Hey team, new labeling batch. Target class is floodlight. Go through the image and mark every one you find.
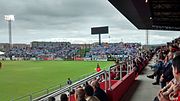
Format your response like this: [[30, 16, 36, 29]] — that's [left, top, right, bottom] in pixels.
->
[[4, 15, 15, 21], [4, 15, 15, 49]]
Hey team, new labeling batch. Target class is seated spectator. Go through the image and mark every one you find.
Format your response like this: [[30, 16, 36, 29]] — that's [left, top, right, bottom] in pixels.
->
[[48, 96, 55, 101], [154, 54, 180, 101], [75, 88, 87, 101], [160, 51, 174, 88], [110, 68, 116, 80], [133, 60, 139, 74], [91, 80, 108, 101], [70, 89, 75, 95], [114, 73, 120, 80], [147, 60, 164, 85], [84, 85, 100, 101], [60, 93, 68, 101], [122, 64, 127, 77], [148, 47, 174, 86]]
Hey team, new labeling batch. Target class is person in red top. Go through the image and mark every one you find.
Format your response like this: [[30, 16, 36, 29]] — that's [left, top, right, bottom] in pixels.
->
[[96, 63, 101, 72]]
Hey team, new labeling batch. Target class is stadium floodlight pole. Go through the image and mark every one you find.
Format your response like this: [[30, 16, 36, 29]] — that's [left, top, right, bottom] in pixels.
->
[[4, 15, 15, 49], [99, 34, 101, 45], [109, 35, 110, 43], [146, 30, 149, 45]]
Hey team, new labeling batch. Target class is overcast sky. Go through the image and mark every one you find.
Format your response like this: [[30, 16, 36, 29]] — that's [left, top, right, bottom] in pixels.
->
[[0, 0, 179, 45]]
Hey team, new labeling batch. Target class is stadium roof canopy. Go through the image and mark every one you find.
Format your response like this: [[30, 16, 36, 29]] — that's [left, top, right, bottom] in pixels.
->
[[108, 0, 180, 31]]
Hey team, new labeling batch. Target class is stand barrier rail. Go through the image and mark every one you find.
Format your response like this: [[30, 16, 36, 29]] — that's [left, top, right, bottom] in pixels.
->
[[11, 55, 135, 101], [36, 69, 113, 101], [11, 72, 94, 101]]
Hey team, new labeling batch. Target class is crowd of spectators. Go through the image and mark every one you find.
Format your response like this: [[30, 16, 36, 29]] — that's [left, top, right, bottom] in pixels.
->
[[4, 42, 81, 60], [3, 42, 143, 61], [147, 38, 180, 86], [109, 48, 154, 80], [48, 80, 108, 101], [145, 37, 180, 101], [85, 43, 140, 58]]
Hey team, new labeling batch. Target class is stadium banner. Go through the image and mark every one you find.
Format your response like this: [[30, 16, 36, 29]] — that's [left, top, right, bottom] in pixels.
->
[[54, 58, 63, 61], [0, 56, 5, 60], [92, 55, 107, 61], [96, 58, 107, 61], [43, 57, 54, 60], [74, 57, 84, 61], [84, 57, 92, 61], [5, 58, 11, 60], [30, 58, 36, 61]]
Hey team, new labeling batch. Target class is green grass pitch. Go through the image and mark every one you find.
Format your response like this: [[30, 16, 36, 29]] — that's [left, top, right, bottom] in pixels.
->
[[0, 61, 113, 101]]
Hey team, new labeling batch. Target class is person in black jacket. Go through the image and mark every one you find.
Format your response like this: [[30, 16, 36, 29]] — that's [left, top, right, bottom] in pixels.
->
[[160, 60, 173, 88], [91, 80, 108, 101]]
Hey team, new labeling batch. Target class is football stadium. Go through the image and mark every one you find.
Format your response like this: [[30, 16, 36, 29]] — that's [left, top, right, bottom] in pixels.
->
[[0, 0, 180, 101]]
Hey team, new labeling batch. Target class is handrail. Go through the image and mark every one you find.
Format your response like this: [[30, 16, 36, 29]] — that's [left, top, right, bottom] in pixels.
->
[[36, 70, 108, 101], [11, 94, 30, 101], [11, 72, 93, 101], [108, 56, 134, 90]]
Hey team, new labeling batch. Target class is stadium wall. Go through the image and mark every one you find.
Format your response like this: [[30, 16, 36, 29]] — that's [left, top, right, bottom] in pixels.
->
[[107, 71, 136, 101]]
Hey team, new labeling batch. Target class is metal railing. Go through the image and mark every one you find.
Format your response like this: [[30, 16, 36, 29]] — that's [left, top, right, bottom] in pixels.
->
[[11, 56, 134, 101], [36, 58, 134, 101], [108, 57, 134, 90], [36, 70, 108, 101], [11, 72, 94, 101], [11, 83, 65, 101]]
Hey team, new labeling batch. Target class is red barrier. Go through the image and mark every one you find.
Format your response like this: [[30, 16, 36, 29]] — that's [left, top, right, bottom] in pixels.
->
[[99, 80, 118, 90], [107, 71, 136, 101], [74, 57, 84, 61], [68, 80, 118, 101]]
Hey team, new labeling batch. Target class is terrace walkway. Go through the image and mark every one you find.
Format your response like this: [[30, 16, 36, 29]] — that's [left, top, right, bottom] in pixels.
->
[[121, 56, 160, 101]]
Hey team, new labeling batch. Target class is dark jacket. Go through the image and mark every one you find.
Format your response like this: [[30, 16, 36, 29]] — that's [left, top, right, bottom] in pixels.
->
[[94, 87, 108, 101], [79, 99, 87, 101], [162, 60, 173, 82]]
